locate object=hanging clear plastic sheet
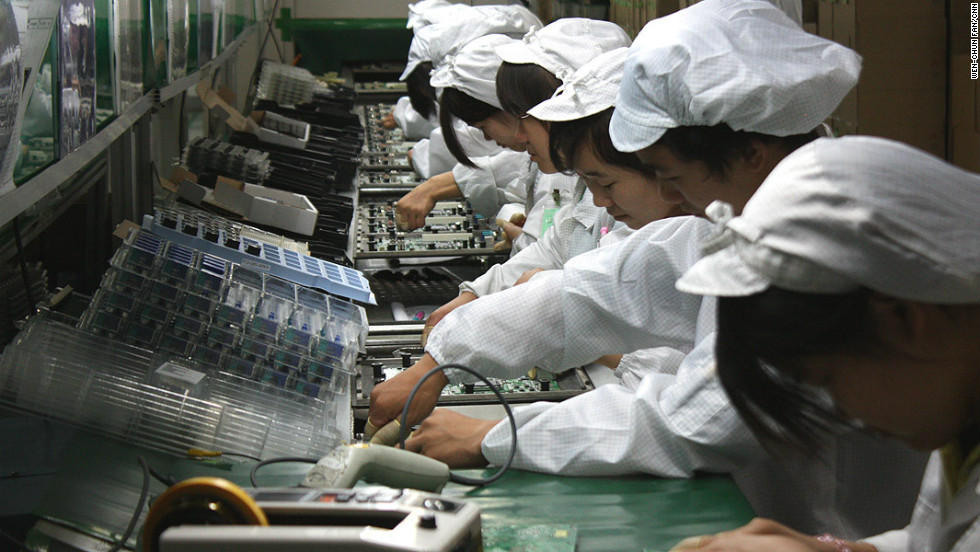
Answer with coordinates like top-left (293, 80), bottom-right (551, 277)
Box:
top-left (168, 0), bottom-right (188, 81)
top-left (112, 0), bottom-right (142, 111)
top-left (0, 1), bottom-right (24, 187)
top-left (198, 0), bottom-right (215, 66)
top-left (58, 0), bottom-right (96, 156)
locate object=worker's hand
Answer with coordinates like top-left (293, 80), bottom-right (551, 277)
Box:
top-left (382, 111), bottom-right (397, 129)
top-left (514, 268), bottom-right (545, 286)
top-left (422, 292), bottom-right (478, 345)
top-left (668, 519), bottom-right (876, 552)
top-left (403, 409), bottom-right (498, 468)
top-left (493, 213), bottom-right (527, 252)
top-left (497, 213), bottom-right (526, 242)
top-left (396, 185), bottom-right (437, 231)
top-left (368, 353), bottom-right (449, 432)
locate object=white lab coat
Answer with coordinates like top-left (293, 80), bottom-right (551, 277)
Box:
top-left (411, 119), bottom-right (500, 179)
top-left (863, 452), bottom-right (980, 552)
top-left (460, 182), bottom-right (616, 297)
top-left (509, 170), bottom-right (579, 254)
top-left (453, 149), bottom-right (531, 220)
top-left (426, 217), bottom-right (928, 538)
top-left (452, 150), bottom-right (579, 255)
top-left (391, 96), bottom-right (439, 140)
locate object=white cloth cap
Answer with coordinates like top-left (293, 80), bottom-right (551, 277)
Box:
top-left (496, 18), bottom-right (631, 83)
top-left (609, 0), bottom-right (861, 152)
top-left (406, 0), bottom-right (468, 29)
top-left (676, 136), bottom-right (980, 304)
top-left (400, 5), bottom-right (541, 81)
top-left (527, 47), bottom-right (628, 122)
top-left (430, 34), bottom-right (518, 109)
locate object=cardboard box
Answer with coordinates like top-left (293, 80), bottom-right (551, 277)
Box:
top-left (948, 54), bottom-right (980, 172)
top-left (818, 0), bottom-right (947, 158)
top-left (212, 179), bottom-right (319, 237)
top-left (609, 0), bottom-right (679, 38)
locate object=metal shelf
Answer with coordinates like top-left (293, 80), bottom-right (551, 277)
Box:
top-left (0, 25), bottom-right (259, 230)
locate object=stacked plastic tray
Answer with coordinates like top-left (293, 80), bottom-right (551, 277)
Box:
top-left (0, 313), bottom-right (345, 459)
top-left (79, 229), bottom-right (365, 401)
top-left (183, 136), bottom-right (272, 184)
top-left (256, 62), bottom-right (317, 107)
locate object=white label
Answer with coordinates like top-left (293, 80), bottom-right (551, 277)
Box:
top-left (156, 361), bottom-right (206, 386)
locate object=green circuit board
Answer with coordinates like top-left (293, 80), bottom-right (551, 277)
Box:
top-left (482, 524), bottom-right (577, 552)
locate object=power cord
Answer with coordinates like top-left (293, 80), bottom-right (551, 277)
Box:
top-left (11, 216), bottom-right (38, 312)
top-left (106, 455), bottom-right (151, 552)
top-left (399, 363), bottom-right (518, 487)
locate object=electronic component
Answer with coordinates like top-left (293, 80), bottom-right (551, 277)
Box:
top-left (360, 151), bottom-right (412, 170)
top-left (146, 479), bottom-right (481, 552)
top-left (183, 136), bottom-right (272, 184)
top-left (357, 169), bottom-right (426, 191)
top-left (355, 199), bottom-right (501, 258)
top-left (352, 343), bottom-right (594, 413)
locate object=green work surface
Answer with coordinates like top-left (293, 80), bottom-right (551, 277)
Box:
top-left (443, 469), bottom-right (754, 552)
top-left (11, 425), bottom-right (754, 551)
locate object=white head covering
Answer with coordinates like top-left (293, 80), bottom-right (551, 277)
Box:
top-left (609, 0), bottom-right (861, 152)
top-left (496, 18), bottom-right (631, 83)
top-left (527, 47), bottom-right (629, 122)
top-left (406, 0), bottom-right (469, 30)
top-left (400, 5), bottom-right (541, 81)
top-left (676, 136), bottom-right (980, 304)
top-left (430, 34), bottom-right (517, 109)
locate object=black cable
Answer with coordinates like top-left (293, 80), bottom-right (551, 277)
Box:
top-left (177, 90), bottom-right (187, 152)
top-left (106, 455), bottom-right (151, 552)
top-left (249, 457), bottom-right (318, 487)
top-left (399, 364), bottom-right (518, 487)
top-left (147, 462), bottom-right (176, 487)
top-left (207, 66), bottom-right (223, 138)
top-left (11, 217), bottom-right (38, 312)
top-left (244, 0), bottom-right (283, 110)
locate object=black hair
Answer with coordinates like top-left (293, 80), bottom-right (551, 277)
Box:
top-left (439, 87), bottom-right (500, 167)
top-left (549, 108), bottom-right (649, 175)
top-left (715, 287), bottom-right (875, 452)
top-left (406, 62), bottom-right (437, 120)
top-left (657, 125), bottom-right (819, 178)
top-left (495, 62), bottom-right (562, 117)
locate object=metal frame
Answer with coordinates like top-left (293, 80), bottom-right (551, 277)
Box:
top-left (0, 26), bottom-right (259, 232)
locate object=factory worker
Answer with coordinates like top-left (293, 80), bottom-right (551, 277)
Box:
top-left (395, 34), bottom-right (532, 238)
top-left (397, 18), bottom-right (630, 256)
top-left (392, 5), bottom-right (541, 178)
top-left (405, 0), bottom-right (468, 32)
top-left (421, 47), bottom-right (679, 353)
top-left (371, 0), bottom-right (926, 538)
top-left (383, 0), bottom-right (472, 136)
top-left (395, 47), bottom-right (690, 463)
top-left (669, 136), bottom-right (980, 552)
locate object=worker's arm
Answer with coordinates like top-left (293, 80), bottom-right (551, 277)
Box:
top-left (368, 353), bottom-right (448, 432)
top-left (396, 171), bottom-right (462, 231)
top-left (426, 217), bottom-right (713, 378)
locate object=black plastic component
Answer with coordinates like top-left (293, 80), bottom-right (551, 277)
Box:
top-left (418, 513), bottom-right (437, 529)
